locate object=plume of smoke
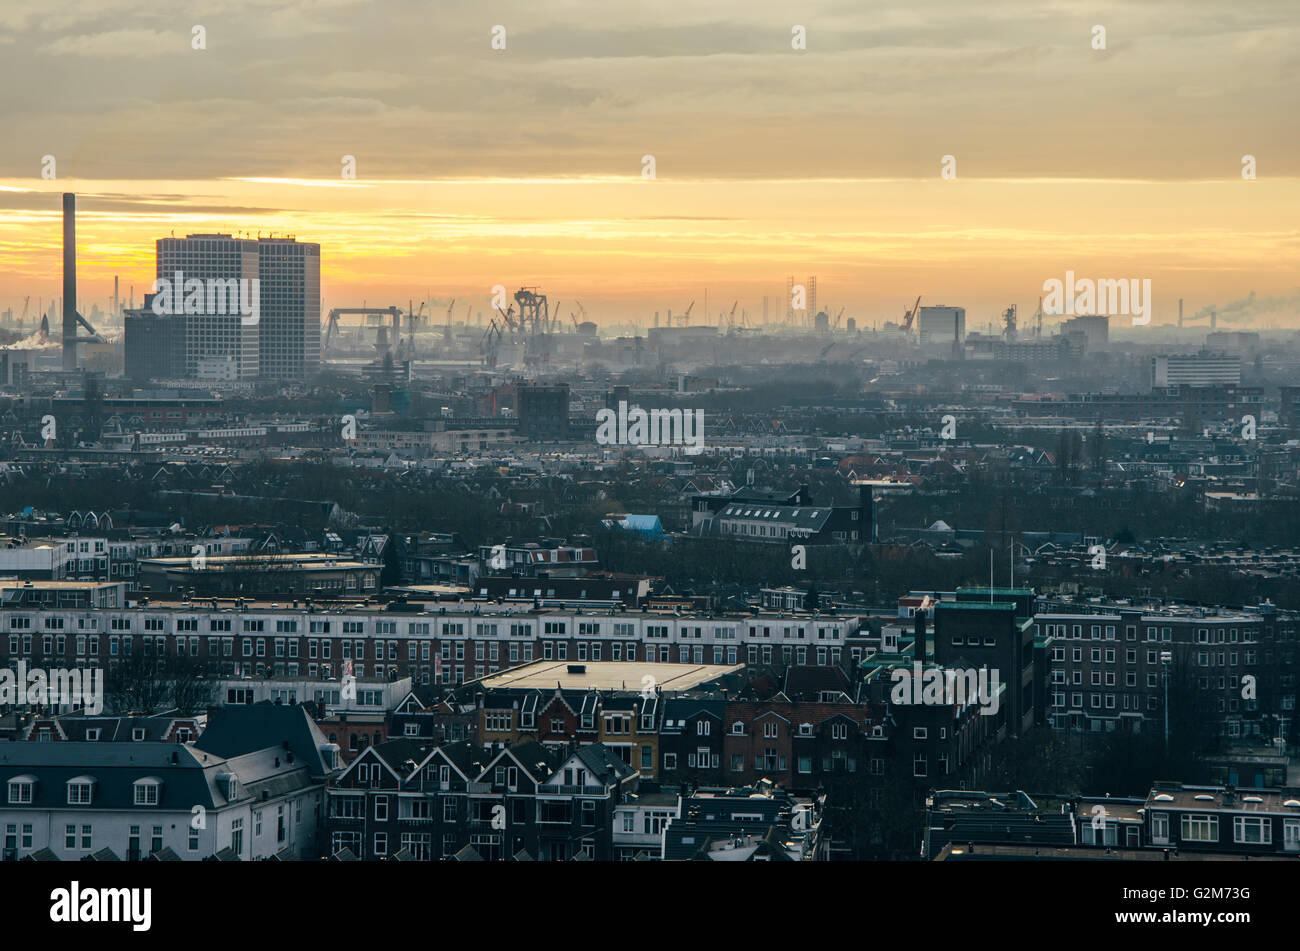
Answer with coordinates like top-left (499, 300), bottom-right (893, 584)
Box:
top-left (1189, 290), bottom-right (1300, 327)
top-left (3, 328), bottom-right (56, 351)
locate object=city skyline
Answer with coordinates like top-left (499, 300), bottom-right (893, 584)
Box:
top-left (1, 0), bottom-right (1297, 327)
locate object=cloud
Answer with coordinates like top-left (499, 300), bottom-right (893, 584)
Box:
top-left (42, 28), bottom-right (185, 56)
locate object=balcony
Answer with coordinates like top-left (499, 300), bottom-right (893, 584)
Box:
top-left (544, 784), bottom-right (609, 796)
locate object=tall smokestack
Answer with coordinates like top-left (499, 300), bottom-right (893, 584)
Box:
top-left (1178, 298), bottom-right (1183, 328)
top-left (62, 193), bottom-right (77, 371)
top-left (114, 276), bottom-right (119, 320)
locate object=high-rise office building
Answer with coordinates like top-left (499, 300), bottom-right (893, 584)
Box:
top-left (146, 233), bottom-right (320, 382)
top-left (154, 234), bottom-right (260, 381)
top-left (256, 237), bottom-right (320, 381)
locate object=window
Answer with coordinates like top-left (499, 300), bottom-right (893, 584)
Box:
top-left (1181, 814), bottom-right (1218, 843)
top-left (1233, 816), bottom-right (1271, 845)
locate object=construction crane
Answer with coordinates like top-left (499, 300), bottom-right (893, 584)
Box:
top-left (1034, 296), bottom-right (1044, 337)
top-left (444, 297), bottom-right (456, 341)
top-left (901, 296), bottom-right (922, 334)
top-left (833, 307), bottom-right (845, 330)
top-left (1002, 304), bottom-right (1017, 340)
top-left (727, 300), bottom-right (738, 328)
top-left (479, 318), bottom-right (503, 367)
top-left (19, 296), bottom-right (29, 332)
top-left (404, 300), bottom-right (424, 357)
top-left (818, 341), bottom-right (836, 361)
top-left (679, 300), bottom-right (695, 327)
top-left (550, 300), bottom-right (562, 334)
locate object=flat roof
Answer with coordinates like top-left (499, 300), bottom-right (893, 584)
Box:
top-left (935, 601), bottom-right (1016, 612)
top-left (475, 660), bottom-right (743, 692)
top-left (0, 580), bottom-right (121, 589)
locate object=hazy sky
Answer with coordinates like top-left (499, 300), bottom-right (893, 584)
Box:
top-left (1, 0), bottom-right (1296, 329)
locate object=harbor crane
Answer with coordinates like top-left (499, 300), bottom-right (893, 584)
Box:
top-left (901, 296), bottom-right (922, 334)
top-left (479, 318), bottom-right (503, 367)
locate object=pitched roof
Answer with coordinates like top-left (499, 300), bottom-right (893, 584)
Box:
top-left (193, 703), bottom-right (333, 777)
top-left (571, 743), bottom-right (637, 785)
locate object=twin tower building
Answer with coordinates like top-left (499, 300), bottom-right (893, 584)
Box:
top-left (124, 233), bottom-right (320, 383)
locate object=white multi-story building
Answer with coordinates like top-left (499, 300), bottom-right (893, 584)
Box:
top-left (0, 705), bottom-right (338, 861)
top-left (1151, 353), bottom-right (1241, 388)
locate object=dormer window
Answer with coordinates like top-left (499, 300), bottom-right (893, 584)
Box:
top-left (132, 728), bottom-right (145, 741)
top-left (67, 777), bottom-right (95, 805)
top-left (86, 729), bottom-right (101, 741)
top-left (7, 777), bottom-right (34, 804)
top-left (133, 778), bottom-right (162, 806)
top-left (731, 721), bottom-right (745, 735)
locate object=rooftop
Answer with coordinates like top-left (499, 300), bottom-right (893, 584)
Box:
top-left (474, 660), bottom-right (743, 692)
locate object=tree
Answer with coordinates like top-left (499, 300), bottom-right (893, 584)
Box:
top-left (107, 652), bottom-right (214, 716)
